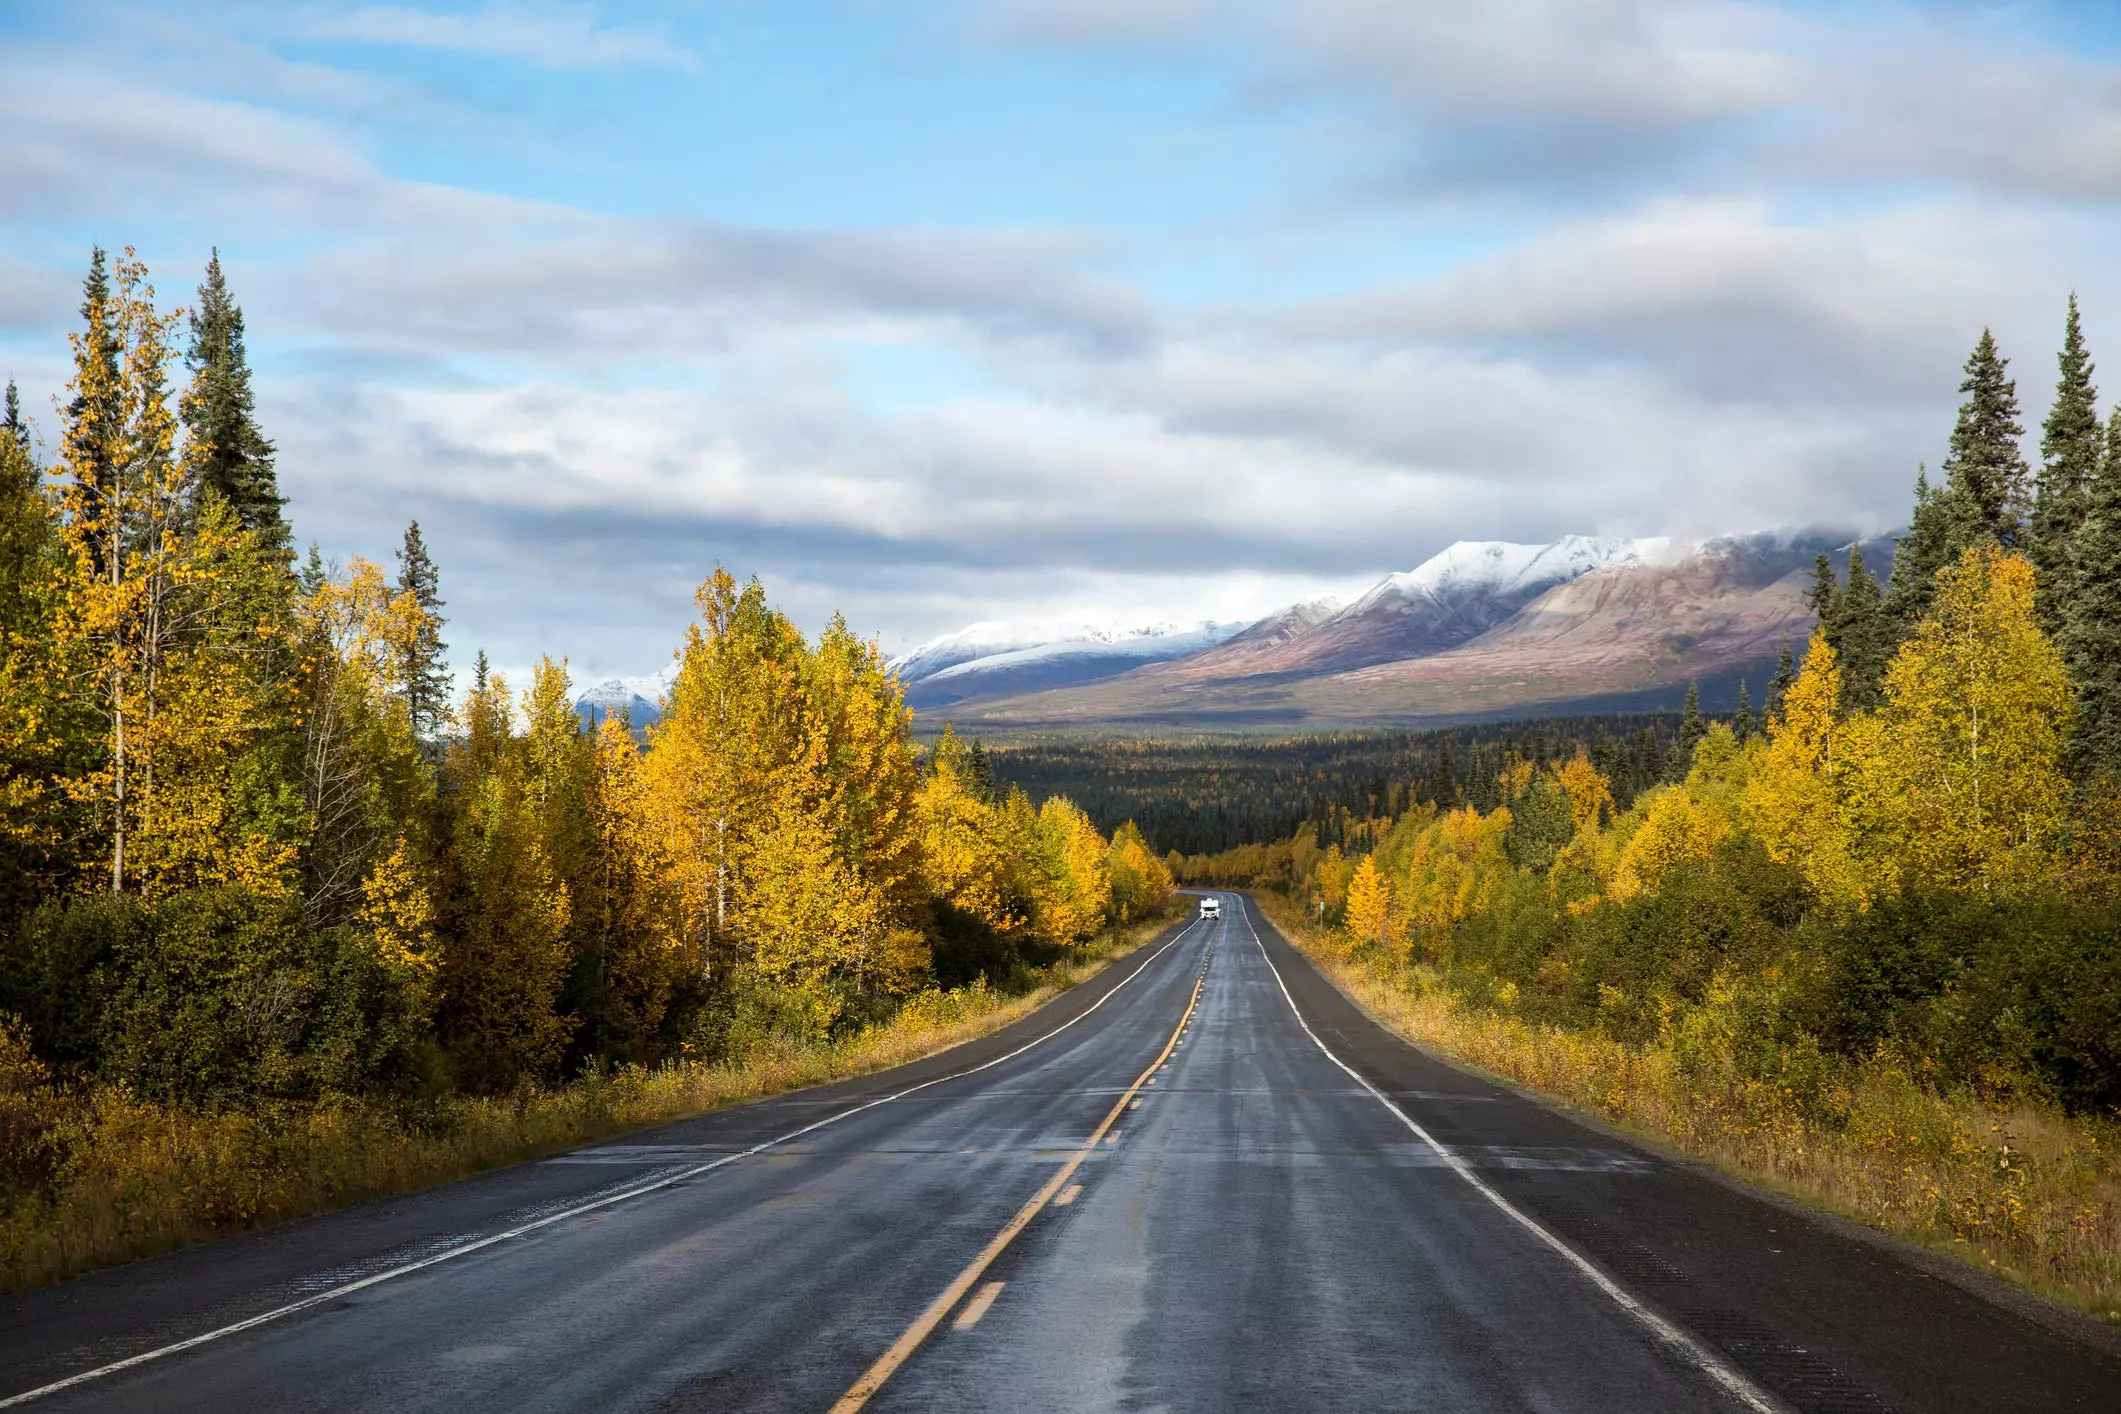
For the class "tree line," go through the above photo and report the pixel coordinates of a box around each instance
[0,248,1173,1125]
[983,715,1709,861]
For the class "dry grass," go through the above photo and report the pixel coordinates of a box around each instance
[0,906,1178,1294]
[1257,894,2121,1321]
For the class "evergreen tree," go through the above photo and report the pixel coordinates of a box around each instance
[1886,465,1954,628]
[1734,679,1755,741]
[1833,542,1891,713]
[181,250,284,548]
[1766,640,1796,722]
[2033,293,2101,631]
[396,521,451,738]
[3,379,27,455]
[1806,552,1839,622]
[65,249,122,571]
[966,739,995,802]
[1675,681,1705,776]
[1940,328,2030,552]
[2063,406,2121,778]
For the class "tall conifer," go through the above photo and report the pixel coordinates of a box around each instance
[1806,552,1838,622]
[2063,407,2121,777]
[397,521,451,738]
[1677,680,1705,773]
[1833,542,1891,713]
[1734,679,1755,741]
[182,250,284,549]
[1766,640,1796,723]
[66,250,122,570]
[1888,464,1955,629]
[1941,328,2030,551]
[2034,294,2101,631]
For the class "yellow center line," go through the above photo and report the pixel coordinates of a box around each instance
[827,965,1208,1414]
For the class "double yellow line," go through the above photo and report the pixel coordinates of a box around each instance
[828,953,1211,1412]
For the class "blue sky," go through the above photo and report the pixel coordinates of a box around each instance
[5,1,2121,686]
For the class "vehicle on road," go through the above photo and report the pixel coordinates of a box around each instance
[1199,897,1220,920]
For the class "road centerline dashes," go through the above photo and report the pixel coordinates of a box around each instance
[826,916,1220,1413]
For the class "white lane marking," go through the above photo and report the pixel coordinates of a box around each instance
[951,1281,1006,1331]
[1237,901,1790,1414]
[0,920,1208,1409]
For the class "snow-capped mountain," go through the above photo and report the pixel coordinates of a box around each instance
[900,620,1251,708]
[575,662,678,727]
[1176,537,1661,679]
[889,621,1110,685]
[1344,536,1667,619]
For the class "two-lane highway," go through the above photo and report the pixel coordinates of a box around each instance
[4,895,2119,1411]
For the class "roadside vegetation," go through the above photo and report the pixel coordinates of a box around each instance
[0,248,1174,1291]
[1181,307,2121,1317]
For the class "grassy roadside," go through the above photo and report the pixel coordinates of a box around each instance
[0,902,1184,1295]
[1252,892,2121,1323]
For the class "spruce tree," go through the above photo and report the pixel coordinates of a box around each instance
[396,520,451,737]
[66,249,122,562]
[1734,679,1755,741]
[1766,640,1796,723]
[2063,407,2121,777]
[1833,542,1891,713]
[181,250,285,549]
[1940,328,2030,552]
[1887,465,1955,630]
[966,739,995,802]
[2033,294,2101,632]
[1675,681,1705,776]
[3,379,26,455]
[1806,552,1839,622]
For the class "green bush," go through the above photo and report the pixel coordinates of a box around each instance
[0,888,433,1109]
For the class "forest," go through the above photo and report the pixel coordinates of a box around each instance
[987,712,1712,858]
[0,249,1172,1286]
[1174,305,2121,1309]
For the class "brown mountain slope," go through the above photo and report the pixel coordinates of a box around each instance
[943,535,1839,733]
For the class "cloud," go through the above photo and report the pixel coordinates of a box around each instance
[307,3,694,71]
[978,0,2121,204]
[1265,198,2087,407]
[275,220,1153,364]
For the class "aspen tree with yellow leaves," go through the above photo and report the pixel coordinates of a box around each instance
[1344,855,1391,948]
[1861,546,2073,892]
[50,250,189,894]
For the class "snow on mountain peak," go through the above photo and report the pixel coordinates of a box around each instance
[891,618,1241,683]
[920,620,1249,684]
[1351,536,1665,614]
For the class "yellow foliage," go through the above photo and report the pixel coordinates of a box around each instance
[1106,820,1172,922]
[1744,630,1876,907]
[1033,795,1112,944]
[1861,547,2073,892]
[1344,854,1391,947]
[1396,806,1512,950]
[357,836,437,980]
[1555,750,1614,832]
[1609,785,1730,902]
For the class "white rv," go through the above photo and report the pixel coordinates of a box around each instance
[1199,897,1221,920]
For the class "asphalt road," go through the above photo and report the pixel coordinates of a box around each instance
[4,893,2119,1412]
